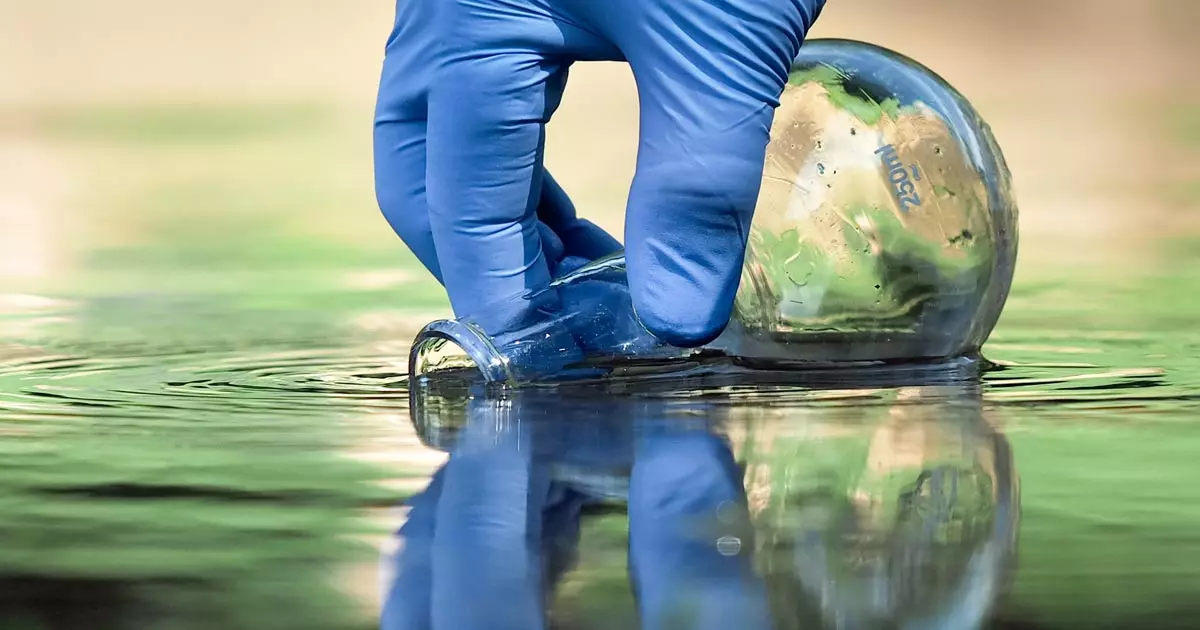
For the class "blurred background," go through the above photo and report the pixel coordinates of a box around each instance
[2,1,1199,629]
[3,0,1199,289]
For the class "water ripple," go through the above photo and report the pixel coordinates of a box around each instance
[2,340,1194,424]
[0,346,410,423]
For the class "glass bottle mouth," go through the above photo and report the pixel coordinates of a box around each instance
[408,319,511,384]
[407,253,659,386]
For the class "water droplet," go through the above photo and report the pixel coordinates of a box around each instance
[716,536,742,556]
[816,163,826,175]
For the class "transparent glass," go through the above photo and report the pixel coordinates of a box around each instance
[409,254,694,384]
[410,39,1018,385]
[405,377,1019,628]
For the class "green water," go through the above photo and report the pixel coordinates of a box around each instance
[2,103,1199,629]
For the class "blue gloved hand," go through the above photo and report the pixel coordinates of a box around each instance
[376,0,825,346]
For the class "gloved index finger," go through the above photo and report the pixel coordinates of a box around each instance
[426,53,563,335]
[424,1,616,336]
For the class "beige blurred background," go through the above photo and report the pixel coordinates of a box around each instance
[2,0,1198,286]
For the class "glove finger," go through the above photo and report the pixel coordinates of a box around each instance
[426,0,618,335]
[616,0,823,347]
[427,55,567,333]
[552,255,594,278]
[536,220,566,269]
[374,0,441,282]
[537,170,622,261]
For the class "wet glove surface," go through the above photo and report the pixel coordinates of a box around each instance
[375,0,825,345]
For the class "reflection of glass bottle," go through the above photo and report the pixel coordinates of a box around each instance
[410,39,1018,386]
[404,371,1019,629]
[737,384,1020,630]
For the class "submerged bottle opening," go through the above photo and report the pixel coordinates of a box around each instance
[409,254,700,385]
[408,319,511,384]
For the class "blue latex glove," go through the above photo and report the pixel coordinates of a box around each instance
[381,390,769,630]
[376,0,825,346]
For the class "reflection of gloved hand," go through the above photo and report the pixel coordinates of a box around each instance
[382,391,771,630]
[380,407,585,630]
[375,0,826,344]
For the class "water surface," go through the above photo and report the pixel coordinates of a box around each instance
[2,73,1200,629]
[3,225,1199,629]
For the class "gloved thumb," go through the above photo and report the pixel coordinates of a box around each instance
[620,1,816,347]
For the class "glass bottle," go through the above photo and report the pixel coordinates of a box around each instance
[409,39,1018,385]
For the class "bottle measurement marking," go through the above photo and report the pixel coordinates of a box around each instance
[874,144,923,212]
